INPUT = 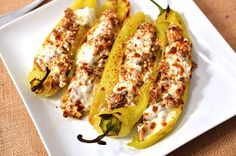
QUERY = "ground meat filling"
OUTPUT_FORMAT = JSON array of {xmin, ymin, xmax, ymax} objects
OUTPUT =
[
  {"xmin": 34, "ymin": 8, "xmax": 88, "ymax": 88},
  {"xmin": 107, "ymin": 23, "xmax": 159, "ymax": 110},
  {"xmin": 60, "ymin": 10, "xmax": 119, "ymax": 119},
  {"xmin": 138, "ymin": 24, "xmax": 193, "ymax": 141}
]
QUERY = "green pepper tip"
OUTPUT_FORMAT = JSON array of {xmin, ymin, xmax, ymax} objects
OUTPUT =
[{"xmin": 99, "ymin": 114, "xmax": 121, "ymax": 136}]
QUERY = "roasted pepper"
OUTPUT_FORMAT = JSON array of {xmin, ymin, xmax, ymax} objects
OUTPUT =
[
  {"xmin": 28, "ymin": 0, "xmax": 97, "ymax": 96},
  {"xmin": 128, "ymin": 5, "xmax": 193, "ymax": 149},
  {"xmin": 60, "ymin": 0, "xmax": 130, "ymax": 119},
  {"xmin": 83, "ymin": 12, "xmax": 161, "ymax": 145},
  {"xmin": 96, "ymin": 0, "xmax": 130, "ymax": 23}
]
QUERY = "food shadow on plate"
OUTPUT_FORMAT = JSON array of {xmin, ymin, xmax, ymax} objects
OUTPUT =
[
  {"xmin": 95, "ymin": 130, "xmax": 141, "ymax": 156},
  {"xmin": 41, "ymin": 89, "xmax": 63, "ymax": 109}
]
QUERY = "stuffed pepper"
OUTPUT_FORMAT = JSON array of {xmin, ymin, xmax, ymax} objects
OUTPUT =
[
  {"xmin": 128, "ymin": 6, "xmax": 194, "ymax": 149},
  {"xmin": 28, "ymin": 0, "xmax": 97, "ymax": 96},
  {"xmin": 82, "ymin": 12, "xmax": 160, "ymax": 145},
  {"xmin": 60, "ymin": 0, "xmax": 130, "ymax": 119}
]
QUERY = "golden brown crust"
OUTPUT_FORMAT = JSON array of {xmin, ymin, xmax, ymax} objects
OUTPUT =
[
  {"xmin": 60, "ymin": 10, "xmax": 119, "ymax": 119},
  {"xmin": 107, "ymin": 23, "xmax": 159, "ymax": 110},
  {"xmin": 138, "ymin": 24, "xmax": 193, "ymax": 140},
  {"xmin": 34, "ymin": 8, "xmax": 80, "ymax": 88}
]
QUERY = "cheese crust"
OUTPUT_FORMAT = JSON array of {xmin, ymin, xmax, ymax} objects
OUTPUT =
[
  {"xmin": 60, "ymin": 10, "xmax": 119, "ymax": 119},
  {"xmin": 138, "ymin": 24, "xmax": 193, "ymax": 141},
  {"xmin": 34, "ymin": 8, "xmax": 95, "ymax": 88},
  {"xmin": 107, "ymin": 23, "xmax": 159, "ymax": 110}
]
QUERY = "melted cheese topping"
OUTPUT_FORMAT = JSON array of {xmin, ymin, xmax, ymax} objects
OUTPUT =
[
  {"xmin": 138, "ymin": 104, "xmax": 177, "ymax": 141},
  {"xmin": 107, "ymin": 23, "xmax": 159, "ymax": 110},
  {"xmin": 60, "ymin": 10, "xmax": 119, "ymax": 119},
  {"xmin": 138, "ymin": 24, "xmax": 193, "ymax": 141},
  {"xmin": 34, "ymin": 8, "xmax": 95, "ymax": 88},
  {"xmin": 74, "ymin": 7, "xmax": 95, "ymax": 26}
]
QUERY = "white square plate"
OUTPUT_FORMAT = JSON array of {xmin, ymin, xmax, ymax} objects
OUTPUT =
[{"xmin": 1, "ymin": 0, "xmax": 236, "ymax": 155}]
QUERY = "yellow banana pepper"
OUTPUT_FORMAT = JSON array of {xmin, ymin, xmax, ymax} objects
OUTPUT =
[
  {"xmin": 128, "ymin": 6, "xmax": 193, "ymax": 149},
  {"xmin": 60, "ymin": 0, "xmax": 130, "ymax": 119},
  {"xmin": 28, "ymin": 0, "xmax": 96, "ymax": 97},
  {"xmin": 88, "ymin": 12, "xmax": 161, "ymax": 141}
]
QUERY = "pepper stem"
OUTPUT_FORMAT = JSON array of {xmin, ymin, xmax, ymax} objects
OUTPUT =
[
  {"xmin": 165, "ymin": 5, "xmax": 171, "ymax": 19},
  {"xmin": 77, "ymin": 129, "xmax": 110, "ymax": 145},
  {"xmin": 77, "ymin": 114, "xmax": 121, "ymax": 145},
  {"xmin": 31, "ymin": 67, "xmax": 50, "ymax": 92},
  {"xmin": 150, "ymin": 0, "xmax": 164, "ymax": 15}
]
